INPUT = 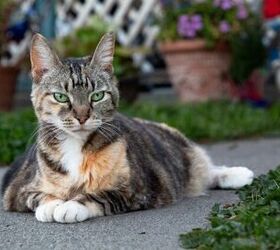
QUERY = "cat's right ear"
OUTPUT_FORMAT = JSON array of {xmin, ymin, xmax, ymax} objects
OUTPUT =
[
  {"xmin": 89, "ymin": 32, "xmax": 115, "ymax": 74},
  {"xmin": 30, "ymin": 33, "xmax": 62, "ymax": 83}
]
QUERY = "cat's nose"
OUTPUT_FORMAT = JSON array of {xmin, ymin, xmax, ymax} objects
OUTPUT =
[
  {"xmin": 73, "ymin": 106, "xmax": 90, "ymax": 125},
  {"xmin": 76, "ymin": 116, "xmax": 88, "ymax": 125}
]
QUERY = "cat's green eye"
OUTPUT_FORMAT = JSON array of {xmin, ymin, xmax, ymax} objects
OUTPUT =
[
  {"xmin": 91, "ymin": 91, "xmax": 105, "ymax": 102},
  {"xmin": 53, "ymin": 93, "xmax": 69, "ymax": 103}
]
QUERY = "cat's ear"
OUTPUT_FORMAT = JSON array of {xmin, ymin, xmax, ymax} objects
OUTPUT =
[
  {"xmin": 89, "ymin": 32, "xmax": 115, "ymax": 74},
  {"xmin": 30, "ymin": 33, "xmax": 62, "ymax": 83}
]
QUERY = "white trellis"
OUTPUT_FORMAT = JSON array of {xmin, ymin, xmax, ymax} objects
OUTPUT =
[
  {"xmin": 2, "ymin": 0, "xmax": 161, "ymax": 66},
  {"xmin": 56, "ymin": 0, "xmax": 161, "ymax": 47},
  {"xmin": 1, "ymin": 0, "xmax": 35, "ymax": 66}
]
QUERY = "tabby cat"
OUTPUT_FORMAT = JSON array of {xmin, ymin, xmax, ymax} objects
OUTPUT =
[{"xmin": 2, "ymin": 33, "xmax": 254, "ymax": 223}]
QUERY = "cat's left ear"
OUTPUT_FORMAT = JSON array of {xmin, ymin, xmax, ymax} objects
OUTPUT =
[{"xmin": 89, "ymin": 32, "xmax": 115, "ymax": 74}]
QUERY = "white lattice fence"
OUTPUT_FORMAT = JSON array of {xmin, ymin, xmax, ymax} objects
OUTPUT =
[
  {"xmin": 56, "ymin": 0, "xmax": 161, "ymax": 47},
  {"xmin": 1, "ymin": 0, "xmax": 35, "ymax": 66},
  {"xmin": 2, "ymin": 0, "xmax": 161, "ymax": 66}
]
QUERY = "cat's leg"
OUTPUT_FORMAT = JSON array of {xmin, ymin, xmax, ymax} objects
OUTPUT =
[
  {"xmin": 3, "ymin": 186, "xmax": 64, "ymax": 222},
  {"xmin": 13, "ymin": 189, "xmax": 130, "ymax": 223},
  {"xmin": 186, "ymin": 145, "xmax": 254, "ymax": 196},
  {"xmin": 10, "ymin": 189, "xmax": 93, "ymax": 223},
  {"xmin": 52, "ymin": 191, "xmax": 130, "ymax": 223},
  {"xmin": 22, "ymin": 191, "xmax": 64, "ymax": 222}
]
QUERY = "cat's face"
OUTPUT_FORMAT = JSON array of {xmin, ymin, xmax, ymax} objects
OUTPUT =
[{"xmin": 30, "ymin": 33, "xmax": 119, "ymax": 138}]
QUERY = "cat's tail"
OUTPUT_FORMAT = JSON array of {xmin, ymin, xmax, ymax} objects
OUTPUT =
[{"xmin": 186, "ymin": 144, "xmax": 254, "ymax": 197}]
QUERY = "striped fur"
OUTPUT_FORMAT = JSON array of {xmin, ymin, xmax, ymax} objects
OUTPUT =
[{"xmin": 1, "ymin": 33, "xmax": 254, "ymax": 223}]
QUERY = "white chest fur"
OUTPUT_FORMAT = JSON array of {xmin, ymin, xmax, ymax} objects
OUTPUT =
[{"xmin": 60, "ymin": 136, "xmax": 84, "ymax": 180}]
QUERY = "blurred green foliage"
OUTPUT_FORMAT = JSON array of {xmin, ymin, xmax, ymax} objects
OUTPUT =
[
  {"xmin": 121, "ymin": 101, "xmax": 280, "ymax": 141},
  {"xmin": 0, "ymin": 109, "xmax": 37, "ymax": 164},
  {"xmin": 1, "ymin": 101, "xmax": 280, "ymax": 165},
  {"xmin": 180, "ymin": 166, "xmax": 280, "ymax": 249},
  {"xmin": 229, "ymin": 20, "xmax": 266, "ymax": 83}
]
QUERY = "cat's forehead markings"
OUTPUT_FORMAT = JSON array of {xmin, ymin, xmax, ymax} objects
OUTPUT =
[
  {"xmin": 70, "ymin": 65, "xmax": 79, "ymax": 85},
  {"xmin": 65, "ymin": 77, "xmax": 73, "ymax": 92},
  {"xmin": 68, "ymin": 63, "xmax": 90, "ymax": 89},
  {"xmin": 86, "ymin": 76, "xmax": 95, "ymax": 91},
  {"xmin": 80, "ymin": 64, "xmax": 87, "ymax": 86}
]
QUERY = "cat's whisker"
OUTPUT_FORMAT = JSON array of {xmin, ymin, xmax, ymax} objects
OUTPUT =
[
  {"xmin": 26, "ymin": 125, "xmax": 40, "ymax": 146},
  {"xmin": 98, "ymin": 127, "xmax": 112, "ymax": 139},
  {"xmin": 103, "ymin": 124, "xmax": 121, "ymax": 135},
  {"xmin": 97, "ymin": 127, "xmax": 113, "ymax": 143},
  {"xmin": 101, "ymin": 121, "xmax": 121, "ymax": 133},
  {"xmin": 46, "ymin": 131, "xmax": 64, "ymax": 146},
  {"xmin": 28, "ymin": 124, "xmax": 59, "ymax": 155},
  {"xmin": 100, "ymin": 125, "xmax": 120, "ymax": 138},
  {"xmin": 38, "ymin": 126, "xmax": 60, "ymax": 137},
  {"xmin": 36, "ymin": 127, "xmax": 62, "ymax": 146},
  {"xmin": 102, "ymin": 121, "xmax": 121, "ymax": 132},
  {"xmin": 28, "ymin": 126, "xmax": 41, "ymax": 156},
  {"xmin": 99, "ymin": 126, "xmax": 114, "ymax": 138}
]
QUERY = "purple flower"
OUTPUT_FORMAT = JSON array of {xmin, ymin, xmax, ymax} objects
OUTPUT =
[
  {"xmin": 177, "ymin": 14, "xmax": 203, "ymax": 38},
  {"xmin": 219, "ymin": 21, "xmax": 231, "ymax": 33},
  {"xmin": 236, "ymin": 5, "xmax": 248, "ymax": 19},
  {"xmin": 191, "ymin": 15, "xmax": 203, "ymax": 30},
  {"xmin": 185, "ymin": 29, "xmax": 196, "ymax": 38},
  {"xmin": 221, "ymin": 0, "xmax": 233, "ymax": 10},
  {"xmin": 214, "ymin": 0, "xmax": 233, "ymax": 10}
]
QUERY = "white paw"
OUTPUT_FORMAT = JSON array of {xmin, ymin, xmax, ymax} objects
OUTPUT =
[
  {"xmin": 35, "ymin": 199, "xmax": 64, "ymax": 222},
  {"xmin": 53, "ymin": 201, "xmax": 91, "ymax": 223},
  {"xmin": 219, "ymin": 166, "xmax": 254, "ymax": 189}
]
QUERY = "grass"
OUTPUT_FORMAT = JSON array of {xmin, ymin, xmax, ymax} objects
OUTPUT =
[
  {"xmin": 0, "ymin": 101, "xmax": 280, "ymax": 164},
  {"xmin": 180, "ymin": 166, "xmax": 280, "ymax": 250}
]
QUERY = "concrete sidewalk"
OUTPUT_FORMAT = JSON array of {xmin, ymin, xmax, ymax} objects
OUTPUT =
[{"xmin": 0, "ymin": 138, "xmax": 279, "ymax": 250}]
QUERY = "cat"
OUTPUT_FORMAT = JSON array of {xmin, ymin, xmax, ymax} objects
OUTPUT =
[{"xmin": 2, "ymin": 32, "xmax": 254, "ymax": 223}]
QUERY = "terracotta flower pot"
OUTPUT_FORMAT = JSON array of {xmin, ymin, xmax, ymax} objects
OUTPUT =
[
  {"xmin": 160, "ymin": 39, "xmax": 232, "ymax": 102},
  {"xmin": 0, "ymin": 66, "xmax": 19, "ymax": 111}
]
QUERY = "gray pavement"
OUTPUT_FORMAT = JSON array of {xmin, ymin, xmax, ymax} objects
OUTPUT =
[{"xmin": 0, "ymin": 137, "xmax": 279, "ymax": 250}]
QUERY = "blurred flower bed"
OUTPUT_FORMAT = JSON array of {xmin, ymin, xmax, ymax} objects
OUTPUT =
[
  {"xmin": 159, "ymin": 0, "xmax": 266, "ymax": 84},
  {"xmin": 160, "ymin": 0, "xmax": 257, "ymax": 46},
  {"xmin": 1, "ymin": 101, "xmax": 280, "ymax": 165}
]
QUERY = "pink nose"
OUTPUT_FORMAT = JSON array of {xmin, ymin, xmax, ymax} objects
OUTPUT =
[
  {"xmin": 76, "ymin": 116, "xmax": 88, "ymax": 124},
  {"xmin": 73, "ymin": 106, "xmax": 90, "ymax": 124}
]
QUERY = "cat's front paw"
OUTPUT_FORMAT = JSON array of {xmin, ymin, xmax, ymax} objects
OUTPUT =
[
  {"xmin": 35, "ymin": 199, "xmax": 64, "ymax": 222},
  {"xmin": 53, "ymin": 200, "xmax": 91, "ymax": 223}
]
